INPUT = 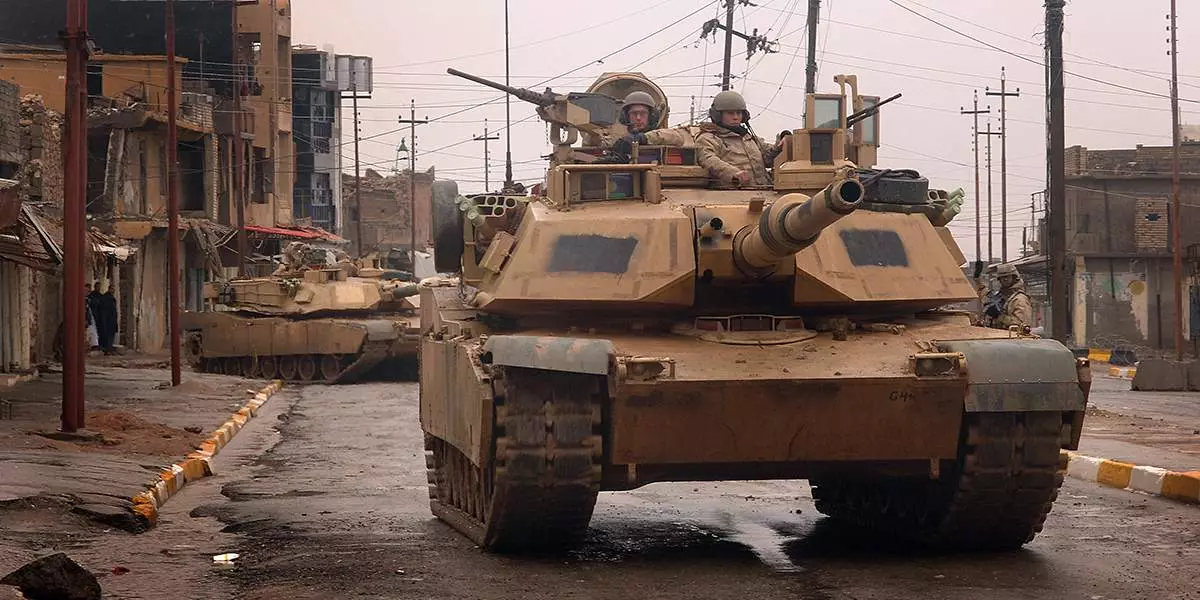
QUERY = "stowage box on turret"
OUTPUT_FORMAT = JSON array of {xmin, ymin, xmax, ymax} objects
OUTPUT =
[
  {"xmin": 420, "ymin": 71, "xmax": 1089, "ymax": 552},
  {"xmin": 182, "ymin": 242, "xmax": 423, "ymax": 383}
]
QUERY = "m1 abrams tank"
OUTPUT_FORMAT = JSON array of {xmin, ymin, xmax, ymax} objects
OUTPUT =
[
  {"xmin": 420, "ymin": 71, "xmax": 1089, "ymax": 553},
  {"xmin": 182, "ymin": 242, "xmax": 422, "ymax": 383}
]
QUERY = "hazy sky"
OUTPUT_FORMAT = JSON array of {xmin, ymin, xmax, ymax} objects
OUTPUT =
[{"xmin": 292, "ymin": 0, "xmax": 1197, "ymax": 262}]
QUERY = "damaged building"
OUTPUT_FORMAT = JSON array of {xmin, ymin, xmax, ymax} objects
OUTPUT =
[
  {"xmin": 342, "ymin": 168, "xmax": 433, "ymax": 266},
  {"xmin": 1062, "ymin": 142, "xmax": 1200, "ymax": 352}
]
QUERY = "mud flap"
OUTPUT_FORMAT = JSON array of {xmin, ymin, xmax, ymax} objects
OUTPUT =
[
  {"xmin": 482, "ymin": 335, "xmax": 613, "ymax": 375},
  {"xmin": 937, "ymin": 338, "xmax": 1087, "ymax": 412}
]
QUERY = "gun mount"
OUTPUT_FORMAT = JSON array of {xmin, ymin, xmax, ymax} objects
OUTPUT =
[
  {"xmin": 733, "ymin": 177, "xmax": 865, "ymax": 275},
  {"xmin": 448, "ymin": 68, "xmax": 623, "ymax": 164}
]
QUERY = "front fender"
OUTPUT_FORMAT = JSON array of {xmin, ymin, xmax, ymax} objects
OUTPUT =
[{"xmin": 482, "ymin": 335, "xmax": 614, "ymax": 376}]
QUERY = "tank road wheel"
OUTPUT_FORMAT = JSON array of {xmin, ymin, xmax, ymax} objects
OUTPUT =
[
  {"xmin": 426, "ymin": 367, "xmax": 604, "ymax": 553},
  {"xmin": 222, "ymin": 357, "xmax": 243, "ymax": 376},
  {"xmin": 297, "ymin": 355, "xmax": 318, "ymax": 382},
  {"xmin": 241, "ymin": 356, "xmax": 260, "ymax": 379},
  {"xmin": 277, "ymin": 356, "xmax": 299, "ymax": 381},
  {"xmin": 319, "ymin": 355, "xmax": 344, "ymax": 383},
  {"xmin": 258, "ymin": 356, "xmax": 279, "ymax": 380},
  {"xmin": 810, "ymin": 412, "xmax": 1069, "ymax": 551}
]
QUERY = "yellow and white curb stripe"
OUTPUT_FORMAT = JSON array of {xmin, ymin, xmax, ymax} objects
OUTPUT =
[
  {"xmin": 129, "ymin": 380, "xmax": 284, "ymax": 526},
  {"xmin": 1063, "ymin": 451, "xmax": 1200, "ymax": 505},
  {"xmin": 1107, "ymin": 366, "xmax": 1137, "ymax": 379}
]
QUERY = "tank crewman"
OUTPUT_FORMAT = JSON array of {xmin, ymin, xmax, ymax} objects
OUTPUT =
[
  {"xmin": 693, "ymin": 90, "xmax": 781, "ymax": 187},
  {"xmin": 601, "ymin": 91, "xmax": 662, "ymax": 152},
  {"xmin": 984, "ymin": 263, "xmax": 1033, "ymax": 330}
]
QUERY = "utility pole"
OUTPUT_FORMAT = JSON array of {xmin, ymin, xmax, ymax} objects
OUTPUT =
[
  {"xmin": 702, "ymin": 0, "xmax": 778, "ymax": 91},
  {"xmin": 232, "ymin": 0, "xmax": 247, "ymax": 277},
  {"xmin": 351, "ymin": 77, "xmax": 362, "ymax": 257},
  {"xmin": 166, "ymin": 0, "xmax": 182, "ymax": 387},
  {"xmin": 399, "ymin": 101, "xmax": 429, "ymax": 263},
  {"xmin": 982, "ymin": 121, "xmax": 1002, "ymax": 265},
  {"xmin": 62, "ymin": 0, "xmax": 88, "ymax": 432},
  {"xmin": 805, "ymin": 0, "xmax": 821, "ymax": 95},
  {"xmin": 503, "ymin": 0, "xmax": 514, "ymax": 190},
  {"xmin": 987, "ymin": 67, "xmax": 1021, "ymax": 263},
  {"xmin": 1046, "ymin": 0, "xmax": 1069, "ymax": 342},
  {"xmin": 961, "ymin": 91, "xmax": 990, "ymax": 266},
  {"xmin": 473, "ymin": 119, "xmax": 500, "ymax": 192},
  {"xmin": 1169, "ymin": 0, "xmax": 1183, "ymax": 360}
]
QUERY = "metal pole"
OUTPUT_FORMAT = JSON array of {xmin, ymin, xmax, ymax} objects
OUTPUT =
[
  {"xmin": 352, "ymin": 79, "xmax": 362, "ymax": 257},
  {"xmin": 1046, "ymin": 0, "xmax": 1069, "ymax": 342},
  {"xmin": 167, "ymin": 0, "xmax": 181, "ymax": 386},
  {"xmin": 1169, "ymin": 0, "xmax": 1183, "ymax": 360},
  {"xmin": 805, "ymin": 0, "xmax": 820, "ymax": 95},
  {"xmin": 233, "ymin": 0, "xmax": 247, "ymax": 277},
  {"xmin": 503, "ymin": 0, "xmax": 513, "ymax": 188},
  {"xmin": 62, "ymin": 0, "xmax": 88, "ymax": 432},
  {"xmin": 721, "ymin": 0, "xmax": 735, "ymax": 90},
  {"xmin": 987, "ymin": 67, "xmax": 1020, "ymax": 263}
]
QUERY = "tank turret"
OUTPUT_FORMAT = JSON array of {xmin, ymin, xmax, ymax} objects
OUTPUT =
[
  {"xmin": 181, "ymin": 243, "xmax": 422, "ymax": 384},
  {"xmin": 733, "ymin": 177, "xmax": 864, "ymax": 275}
]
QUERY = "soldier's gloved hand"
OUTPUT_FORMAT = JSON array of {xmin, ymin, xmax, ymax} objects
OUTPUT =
[{"xmin": 611, "ymin": 133, "xmax": 648, "ymax": 157}]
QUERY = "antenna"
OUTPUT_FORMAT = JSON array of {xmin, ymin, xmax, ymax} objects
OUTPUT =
[{"xmin": 503, "ymin": 0, "xmax": 514, "ymax": 191}]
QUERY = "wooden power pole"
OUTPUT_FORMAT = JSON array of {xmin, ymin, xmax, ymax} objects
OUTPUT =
[
  {"xmin": 805, "ymin": 0, "xmax": 821, "ymax": 95},
  {"xmin": 1046, "ymin": 0, "xmax": 1070, "ymax": 342}
]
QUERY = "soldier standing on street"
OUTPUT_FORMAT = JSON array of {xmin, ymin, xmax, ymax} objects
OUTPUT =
[{"xmin": 984, "ymin": 263, "xmax": 1033, "ymax": 330}]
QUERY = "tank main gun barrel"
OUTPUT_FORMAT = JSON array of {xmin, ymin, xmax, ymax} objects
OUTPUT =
[
  {"xmin": 733, "ymin": 178, "xmax": 865, "ymax": 274},
  {"xmin": 446, "ymin": 68, "xmax": 556, "ymax": 107}
]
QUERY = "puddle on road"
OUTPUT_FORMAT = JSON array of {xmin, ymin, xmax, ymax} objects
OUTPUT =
[{"xmin": 724, "ymin": 518, "xmax": 805, "ymax": 572}]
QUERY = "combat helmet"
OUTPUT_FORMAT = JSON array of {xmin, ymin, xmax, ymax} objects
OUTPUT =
[
  {"xmin": 620, "ymin": 91, "xmax": 660, "ymax": 130},
  {"xmin": 708, "ymin": 90, "xmax": 751, "ymax": 123}
]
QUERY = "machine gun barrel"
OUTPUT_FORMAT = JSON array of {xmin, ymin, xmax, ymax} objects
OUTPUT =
[
  {"xmin": 446, "ymin": 68, "xmax": 556, "ymax": 107},
  {"xmin": 846, "ymin": 93, "xmax": 902, "ymax": 128},
  {"xmin": 734, "ymin": 178, "xmax": 865, "ymax": 274}
]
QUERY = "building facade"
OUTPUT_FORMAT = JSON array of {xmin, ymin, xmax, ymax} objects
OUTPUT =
[
  {"xmin": 342, "ymin": 169, "xmax": 433, "ymax": 264},
  {"xmin": 1062, "ymin": 143, "xmax": 1200, "ymax": 352}
]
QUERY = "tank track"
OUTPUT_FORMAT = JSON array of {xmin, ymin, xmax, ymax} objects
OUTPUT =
[
  {"xmin": 810, "ymin": 412, "xmax": 1068, "ymax": 551},
  {"xmin": 193, "ymin": 340, "xmax": 404, "ymax": 384},
  {"xmin": 426, "ymin": 367, "xmax": 604, "ymax": 552}
]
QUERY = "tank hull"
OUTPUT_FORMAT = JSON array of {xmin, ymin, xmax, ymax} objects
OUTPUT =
[
  {"xmin": 183, "ymin": 310, "xmax": 420, "ymax": 384},
  {"xmin": 419, "ymin": 288, "xmax": 1090, "ymax": 552}
]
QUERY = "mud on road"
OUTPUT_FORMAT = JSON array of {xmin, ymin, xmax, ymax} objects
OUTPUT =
[{"xmin": 60, "ymin": 380, "xmax": 1183, "ymax": 600}]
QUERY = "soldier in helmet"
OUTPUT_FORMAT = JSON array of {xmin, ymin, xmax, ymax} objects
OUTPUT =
[
  {"xmin": 693, "ymin": 90, "xmax": 780, "ymax": 187},
  {"xmin": 984, "ymin": 263, "xmax": 1033, "ymax": 330},
  {"xmin": 620, "ymin": 91, "xmax": 658, "ymax": 136}
]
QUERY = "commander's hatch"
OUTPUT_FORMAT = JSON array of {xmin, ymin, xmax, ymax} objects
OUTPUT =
[{"xmin": 582, "ymin": 72, "xmax": 671, "ymax": 147}]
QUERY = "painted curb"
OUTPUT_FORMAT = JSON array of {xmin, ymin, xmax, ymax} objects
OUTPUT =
[
  {"xmin": 1063, "ymin": 450, "xmax": 1200, "ymax": 505},
  {"xmin": 129, "ymin": 380, "xmax": 284, "ymax": 527},
  {"xmin": 1107, "ymin": 366, "xmax": 1137, "ymax": 379}
]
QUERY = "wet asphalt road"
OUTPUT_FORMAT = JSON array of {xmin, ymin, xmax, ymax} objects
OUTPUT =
[{"xmin": 92, "ymin": 381, "xmax": 1200, "ymax": 600}]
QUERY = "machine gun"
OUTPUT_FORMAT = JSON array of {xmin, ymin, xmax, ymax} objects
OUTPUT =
[
  {"xmin": 447, "ymin": 68, "xmax": 624, "ymax": 163},
  {"xmin": 846, "ymin": 93, "xmax": 901, "ymax": 128}
]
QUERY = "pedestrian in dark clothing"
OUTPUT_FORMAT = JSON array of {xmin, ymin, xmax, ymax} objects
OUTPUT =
[{"xmin": 93, "ymin": 284, "xmax": 118, "ymax": 354}]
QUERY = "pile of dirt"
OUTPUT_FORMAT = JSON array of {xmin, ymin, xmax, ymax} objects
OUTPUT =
[{"xmin": 83, "ymin": 411, "xmax": 206, "ymax": 457}]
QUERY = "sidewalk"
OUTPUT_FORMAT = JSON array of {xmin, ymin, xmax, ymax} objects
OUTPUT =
[
  {"xmin": 1078, "ymin": 365, "xmax": 1199, "ymax": 474},
  {"xmin": 0, "ymin": 365, "xmax": 261, "ymax": 532}
]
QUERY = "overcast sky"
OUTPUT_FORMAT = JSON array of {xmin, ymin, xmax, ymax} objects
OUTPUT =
[{"xmin": 292, "ymin": 0, "xmax": 1197, "ymax": 262}]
